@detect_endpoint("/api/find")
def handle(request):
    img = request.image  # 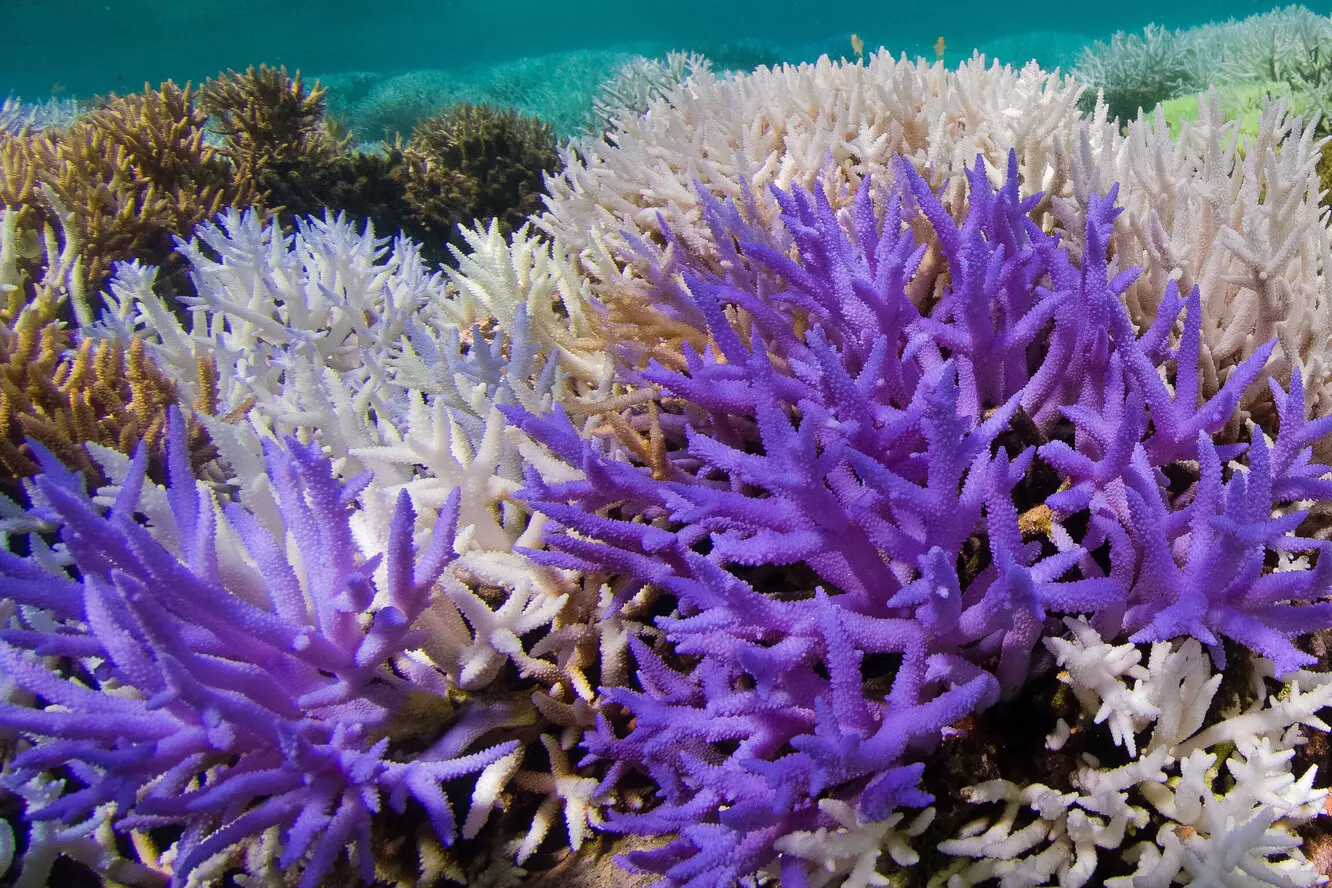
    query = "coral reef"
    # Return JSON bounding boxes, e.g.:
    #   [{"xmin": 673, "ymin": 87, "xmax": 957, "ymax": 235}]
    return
[
  {"xmin": 503, "ymin": 155, "xmax": 1332, "ymax": 885},
  {"xmin": 0, "ymin": 82, "xmax": 260, "ymax": 311},
  {"xmin": 61, "ymin": 206, "xmax": 619, "ymax": 881},
  {"xmin": 1057, "ymin": 92, "xmax": 1332, "ymax": 457},
  {"xmin": 546, "ymin": 48, "xmax": 1332, "ymax": 466},
  {"xmin": 0, "ymin": 413, "xmax": 516, "ymax": 887},
  {"xmin": 393, "ymin": 104, "xmax": 562, "ymax": 263},
  {"xmin": 0, "ymin": 68, "xmax": 569, "ymax": 345},
  {"xmin": 586, "ymin": 51, "xmax": 713, "ymax": 136},
  {"xmin": 7, "ymin": 36, "xmax": 1332, "ymax": 888},
  {"xmin": 541, "ymin": 52, "xmax": 1088, "ymax": 273},
  {"xmin": 0, "ymin": 206, "xmax": 212, "ymax": 496},
  {"xmin": 198, "ymin": 65, "xmax": 425, "ymax": 250},
  {"xmin": 1072, "ymin": 24, "xmax": 1217, "ymax": 123},
  {"xmin": 1073, "ymin": 6, "xmax": 1332, "ymax": 122},
  {"xmin": 201, "ymin": 66, "xmax": 567, "ymax": 269}
]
